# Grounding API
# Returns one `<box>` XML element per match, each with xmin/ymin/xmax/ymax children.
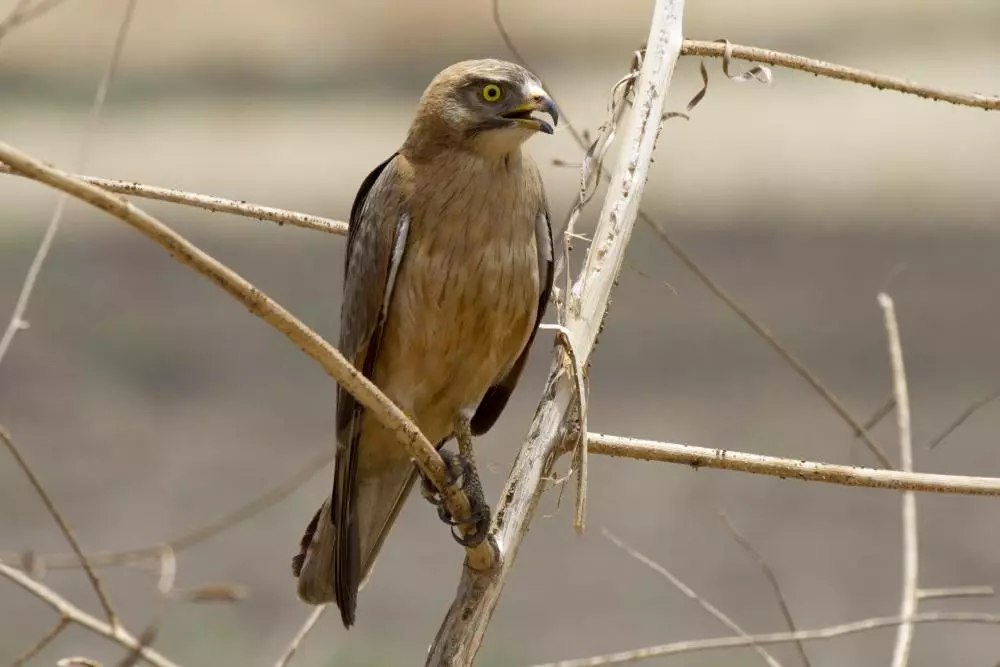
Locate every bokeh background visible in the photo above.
<box><xmin>2</xmin><ymin>0</ymin><xmax>1000</xmax><ymax>665</ymax></box>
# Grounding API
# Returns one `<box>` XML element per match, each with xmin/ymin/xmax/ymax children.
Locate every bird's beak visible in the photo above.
<box><xmin>503</xmin><ymin>88</ymin><xmax>559</xmax><ymax>135</ymax></box>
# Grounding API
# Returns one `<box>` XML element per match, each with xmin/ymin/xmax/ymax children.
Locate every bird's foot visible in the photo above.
<box><xmin>418</xmin><ymin>449</ymin><xmax>491</xmax><ymax>547</ymax></box>
<box><xmin>419</xmin><ymin>447</ymin><xmax>463</xmax><ymax>507</ymax></box>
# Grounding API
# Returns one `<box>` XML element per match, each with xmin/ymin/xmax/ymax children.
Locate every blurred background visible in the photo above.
<box><xmin>2</xmin><ymin>0</ymin><xmax>1000</xmax><ymax>665</ymax></box>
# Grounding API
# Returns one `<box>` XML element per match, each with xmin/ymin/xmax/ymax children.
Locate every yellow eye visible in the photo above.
<box><xmin>481</xmin><ymin>83</ymin><xmax>503</xmax><ymax>103</ymax></box>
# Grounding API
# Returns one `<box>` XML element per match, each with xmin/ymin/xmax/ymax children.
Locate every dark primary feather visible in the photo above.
<box><xmin>470</xmin><ymin>206</ymin><xmax>554</xmax><ymax>435</ymax></box>
<box><xmin>331</xmin><ymin>153</ymin><xmax>408</xmax><ymax>627</ymax></box>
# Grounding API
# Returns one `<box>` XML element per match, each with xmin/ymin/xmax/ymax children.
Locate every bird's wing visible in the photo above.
<box><xmin>470</xmin><ymin>203</ymin><xmax>554</xmax><ymax>435</ymax></box>
<box><xmin>332</xmin><ymin>150</ymin><xmax>410</xmax><ymax>626</ymax></box>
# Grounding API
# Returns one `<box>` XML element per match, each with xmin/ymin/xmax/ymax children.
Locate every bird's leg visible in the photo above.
<box><xmin>446</xmin><ymin>410</ymin><xmax>491</xmax><ymax>547</ymax></box>
<box><xmin>419</xmin><ymin>437</ymin><xmax>462</xmax><ymax>507</ymax></box>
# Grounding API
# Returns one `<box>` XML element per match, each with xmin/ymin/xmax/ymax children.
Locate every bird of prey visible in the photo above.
<box><xmin>292</xmin><ymin>59</ymin><xmax>558</xmax><ymax>628</ymax></box>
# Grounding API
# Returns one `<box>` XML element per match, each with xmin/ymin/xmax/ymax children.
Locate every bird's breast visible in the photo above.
<box><xmin>374</xmin><ymin>156</ymin><xmax>542</xmax><ymax>443</ymax></box>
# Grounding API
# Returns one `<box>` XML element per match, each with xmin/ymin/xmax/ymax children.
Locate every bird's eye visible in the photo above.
<box><xmin>481</xmin><ymin>83</ymin><xmax>503</xmax><ymax>103</ymax></box>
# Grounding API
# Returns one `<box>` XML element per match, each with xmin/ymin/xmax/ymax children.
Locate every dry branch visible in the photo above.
<box><xmin>0</xmin><ymin>165</ymin><xmax>347</xmax><ymax>235</ymax></box>
<box><xmin>0</xmin><ymin>139</ymin><xmax>489</xmax><ymax>569</ymax></box>
<box><xmin>680</xmin><ymin>40</ymin><xmax>1000</xmax><ymax>111</ymax></box>
<box><xmin>879</xmin><ymin>293</ymin><xmax>918</xmax><ymax>667</ymax></box>
<box><xmin>274</xmin><ymin>606</ymin><xmax>327</xmax><ymax>667</ymax></box>
<box><xmin>0</xmin><ymin>0</ymin><xmax>138</xmax><ymax>369</ymax></box>
<box><xmin>603</xmin><ymin>529</ymin><xmax>783</xmax><ymax>667</ymax></box>
<box><xmin>1</xmin><ymin>424</ymin><xmax>118</xmax><ymax>628</ymax></box>
<box><xmin>717</xmin><ymin>510</ymin><xmax>811</xmax><ymax>667</ymax></box>
<box><xmin>0</xmin><ymin>561</ymin><xmax>180</xmax><ymax>667</ymax></box>
<box><xmin>588</xmin><ymin>433</ymin><xmax>1000</xmax><ymax>495</ymax></box>
<box><xmin>425</xmin><ymin>0</ymin><xmax>686</xmax><ymax>663</ymax></box>
<box><xmin>525</xmin><ymin>612</ymin><xmax>1000</xmax><ymax>667</ymax></box>
<box><xmin>0</xmin><ymin>447</ymin><xmax>333</xmax><ymax>571</ymax></box>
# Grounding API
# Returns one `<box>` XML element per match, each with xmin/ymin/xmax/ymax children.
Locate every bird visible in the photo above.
<box><xmin>291</xmin><ymin>58</ymin><xmax>558</xmax><ymax>628</ymax></box>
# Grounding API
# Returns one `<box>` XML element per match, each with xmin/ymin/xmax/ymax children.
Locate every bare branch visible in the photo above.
<box><xmin>918</xmin><ymin>586</ymin><xmax>994</xmax><ymax>601</ymax></box>
<box><xmin>2</xmin><ymin>447</ymin><xmax>332</xmax><ymax>571</ymax></box>
<box><xmin>603</xmin><ymin>529</ymin><xmax>783</xmax><ymax>667</ymax></box>
<box><xmin>426</xmin><ymin>1</ymin><xmax>686</xmax><ymax>662</ymax></box>
<box><xmin>587</xmin><ymin>432</ymin><xmax>1000</xmax><ymax>496</ymax></box>
<box><xmin>0</xmin><ymin>424</ymin><xmax>119</xmax><ymax>627</ymax></box>
<box><xmin>10</xmin><ymin>616</ymin><xmax>70</xmax><ymax>667</ymax></box>
<box><xmin>524</xmin><ymin>612</ymin><xmax>1000</xmax><ymax>667</ymax></box>
<box><xmin>0</xmin><ymin>0</ymin><xmax>138</xmax><ymax>369</ymax></box>
<box><xmin>0</xmin><ymin>561</ymin><xmax>181</xmax><ymax>667</ymax></box>
<box><xmin>718</xmin><ymin>509</ymin><xmax>811</xmax><ymax>667</ymax></box>
<box><xmin>680</xmin><ymin>40</ymin><xmax>1000</xmax><ymax>111</ymax></box>
<box><xmin>926</xmin><ymin>388</ymin><xmax>1000</xmax><ymax>451</ymax></box>
<box><xmin>0</xmin><ymin>0</ymin><xmax>73</xmax><ymax>44</ymax></box>
<box><xmin>879</xmin><ymin>293</ymin><xmax>918</xmax><ymax>667</ymax></box>
<box><xmin>638</xmin><ymin>214</ymin><xmax>893</xmax><ymax>468</ymax></box>
<box><xmin>0</xmin><ymin>166</ymin><xmax>347</xmax><ymax>235</ymax></box>
<box><xmin>274</xmin><ymin>606</ymin><xmax>327</xmax><ymax>667</ymax></box>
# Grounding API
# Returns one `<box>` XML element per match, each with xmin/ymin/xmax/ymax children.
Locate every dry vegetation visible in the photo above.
<box><xmin>2</xmin><ymin>0</ymin><xmax>999</xmax><ymax>665</ymax></box>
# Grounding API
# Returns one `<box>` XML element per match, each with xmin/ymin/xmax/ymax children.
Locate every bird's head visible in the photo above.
<box><xmin>405</xmin><ymin>59</ymin><xmax>559</xmax><ymax>158</ymax></box>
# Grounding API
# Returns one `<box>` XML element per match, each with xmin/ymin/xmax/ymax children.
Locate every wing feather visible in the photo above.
<box><xmin>330</xmin><ymin>152</ymin><xmax>409</xmax><ymax>626</ymax></box>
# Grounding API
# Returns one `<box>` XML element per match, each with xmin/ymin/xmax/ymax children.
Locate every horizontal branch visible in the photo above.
<box><xmin>0</xmin><ymin>164</ymin><xmax>347</xmax><ymax>235</ymax></box>
<box><xmin>528</xmin><ymin>611</ymin><xmax>1000</xmax><ymax>667</ymax></box>
<box><xmin>0</xmin><ymin>560</ymin><xmax>180</xmax><ymax>667</ymax></box>
<box><xmin>681</xmin><ymin>39</ymin><xmax>1000</xmax><ymax>111</ymax></box>
<box><xmin>588</xmin><ymin>433</ymin><xmax>1000</xmax><ymax>495</ymax></box>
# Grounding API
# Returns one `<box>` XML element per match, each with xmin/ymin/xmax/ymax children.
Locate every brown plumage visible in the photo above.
<box><xmin>292</xmin><ymin>59</ymin><xmax>557</xmax><ymax>627</ymax></box>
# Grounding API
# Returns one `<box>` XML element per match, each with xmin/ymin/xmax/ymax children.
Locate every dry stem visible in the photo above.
<box><xmin>603</xmin><ymin>529</ymin><xmax>783</xmax><ymax>667</ymax></box>
<box><xmin>681</xmin><ymin>40</ymin><xmax>1000</xmax><ymax>111</ymax></box>
<box><xmin>879</xmin><ymin>293</ymin><xmax>918</xmax><ymax>667</ymax></box>
<box><xmin>0</xmin><ymin>424</ymin><xmax>119</xmax><ymax>628</ymax></box>
<box><xmin>525</xmin><ymin>611</ymin><xmax>1000</xmax><ymax>667</ymax></box>
<box><xmin>0</xmin><ymin>0</ymin><xmax>138</xmax><ymax>369</ymax></box>
<box><xmin>588</xmin><ymin>432</ymin><xmax>1000</xmax><ymax>495</ymax></box>
<box><xmin>0</xmin><ymin>561</ymin><xmax>180</xmax><ymax>667</ymax></box>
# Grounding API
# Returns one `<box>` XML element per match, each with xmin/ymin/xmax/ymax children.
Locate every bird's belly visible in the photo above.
<box><xmin>374</xmin><ymin>234</ymin><xmax>539</xmax><ymax>445</ymax></box>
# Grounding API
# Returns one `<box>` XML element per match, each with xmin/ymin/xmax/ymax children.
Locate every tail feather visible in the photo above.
<box><xmin>293</xmin><ymin>462</ymin><xmax>417</xmax><ymax>627</ymax></box>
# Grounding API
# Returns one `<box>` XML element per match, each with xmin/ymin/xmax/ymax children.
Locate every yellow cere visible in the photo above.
<box><xmin>481</xmin><ymin>84</ymin><xmax>503</xmax><ymax>102</ymax></box>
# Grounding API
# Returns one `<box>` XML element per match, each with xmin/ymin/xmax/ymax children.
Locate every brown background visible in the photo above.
<box><xmin>2</xmin><ymin>0</ymin><xmax>1000</xmax><ymax>665</ymax></box>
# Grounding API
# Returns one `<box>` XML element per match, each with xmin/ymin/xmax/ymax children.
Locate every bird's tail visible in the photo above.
<box><xmin>293</xmin><ymin>462</ymin><xmax>417</xmax><ymax>625</ymax></box>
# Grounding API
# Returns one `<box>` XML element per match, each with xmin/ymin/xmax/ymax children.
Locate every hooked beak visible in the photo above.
<box><xmin>502</xmin><ymin>88</ymin><xmax>559</xmax><ymax>135</ymax></box>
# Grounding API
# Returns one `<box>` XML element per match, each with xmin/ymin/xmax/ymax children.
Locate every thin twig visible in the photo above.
<box><xmin>918</xmin><ymin>586</ymin><xmax>994</xmax><ymax>601</ymax></box>
<box><xmin>0</xmin><ymin>0</ymin><xmax>138</xmax><ymax>369</ymax></box>
<box><xmin>858</xmin><ymin>395</ymin><xmax>896</xmax><ymax>439</ymax></box>
<box><xmin>0</xmin><ymin>446</ymin><xmax>332</xmax><ymax>570</ymax></box>
<box><xmin>587</xmin><ymin>432</ymin><xmax>1000</xmax><ymax>495</ymax></box>
<box><xmin>638</xmin><ymin>213</ymin><xmax>893</xmax><ymax>468</ymax></box>
<box><xmin>0</xmin><ymin>166</ymin><xmax>347</xmax><ymax>235</ymax></box>
<box><xmin>273</xmin><ymin>606</ymin><xmax>327</xmax><ymax>667</ymax></box>
<box><xmin>0</xmin><ymin>561</ymin><xmax>181</xmax><ymax>667</ymax></box>
<box><xmin>0</xmin><ymin>424</ymin><xmax>119</xmax><ymax>627</ymax></box>
<box><xmin>1</xmin><ymin>457</ymin><xmax>310</xmax><ymax>584</ymax></box>
<box><xmin>524</xmin><ymin>612</ymin><xmax>1000</xmax><ymax>667</ymax></box>
<box><xmin>926</xmin><ymin>388</ymin><xmax>1000</xmax><ymax>451</ymax></box>
<box><xmin>0</xmin><ymin>0</ymin><xmax>71</xmax><ymax>43</ymax></box>
<box><xmin>539</xmin><ymin>324</ymin><xmax>589</xmax><ymax>533</ymax></box>
<box><xmin>10</xmin><ymin>616</ymin><xmax>70</xmax><ymax>667</ymax></box>
<box><xmin>680</xmin><ymin>40</ymin><xmax>1000</xmax><ymax>112</ymax></box>
<box><xmin>879</xmin><ymin>293</ymin><xmax>918</xmax><ymax>667</ymax></box>
<box><xmin>603</xmin><ymin>529</ymin><xmax>783</xmax><ymax>667</ymax></box>
<box><xmin>0</xmin><ymin>139</ymin><xmax>489</xmax><ymax>570</ymax></box>
<box><xmin>717</xmin><ymin>509</ymin><xmax>811</xmax><ymax>667</ymax></box>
